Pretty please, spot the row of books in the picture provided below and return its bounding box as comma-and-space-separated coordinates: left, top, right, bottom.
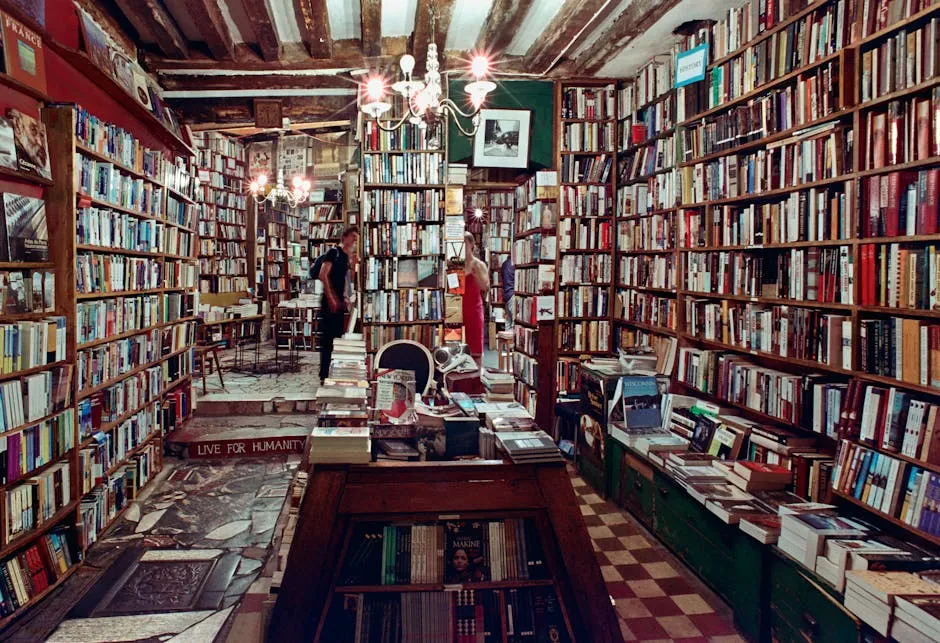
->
0, 318, 66, 375
362, 189, 445, 222
513, 266, 554, 295
75, 330, 160, 393
620, 138, 677, 182
559, 154, 612, 184
0, 526, 76, 617
841, 381, 940, 461
557, 285, 610, 318
617, 212, 673, 251
558, 218, 613, 251
559, 185, 612, 218
560, 85, 615, 120
863, 94, 940, 171
561, 122, 614, 152
362, 291, 444, 323
679, 126, 851, 204
513, 325, 539, 357
163, 227, 193, 258
200, 187, 246, 209
0, 365, 73, 433
0, 410, 74, 486
616, 289, 677, 330
75, 254, 162, 294
365, 325, 441, 353
74, 107, 164, 181
164, 260, 198, 289
362, 120, 442, 151
558, 254, 612, 285
0, 269, 53, 315
512, 350, 539, 389
203, 206, 246, 226
680, 185, 853, 248
858, 244, 935, 312
362, 153, 445, 185
80, 403, 161, 482
513, 295, 554, 326
861, 19, 940, 103
514, 199, 556, 233
678, 61, 841, 160
199, 239, 248, 259
76, 155, 163, 218
558, 320, 611, 353
5, 462, 71, 543
308, 222, 344, 240
619, 254, 676, 290
683, 247, 855, 304
707, 0, 816, 63
194, 131, 247, 161
635, 58, 673, 109
212, 222, 246, 240
511, 234, 555, 265
198, 257, 247, 277
88, 368, 163, 431
620, 100, 675, 148
76, 206, 164, 253
200, 276, 249, 294
685, 298, 852, 367
858, 317, 940, 385
861, 170, 940, 238
165, 195, 195, 229
361, 223, 442, 256
362, 257, 442, 291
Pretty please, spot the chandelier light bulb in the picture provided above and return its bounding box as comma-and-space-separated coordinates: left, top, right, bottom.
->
249, 181, 259, 192
365, 77, 385, 101
292, 176, 302, 187
257, 174, 267, 186
470, 55, 490, 79
474, 208, 483, 219
400, 54, 416, 76
302, 180, 311, 191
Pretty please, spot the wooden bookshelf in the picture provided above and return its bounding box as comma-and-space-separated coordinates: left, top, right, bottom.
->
359, 119, 447, 354
554, 80, 617, 370
269, 461, 622, 642
194, 132, 249, 297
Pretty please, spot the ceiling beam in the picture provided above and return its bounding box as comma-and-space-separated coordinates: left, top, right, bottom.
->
112, 0, 188, 59
239, 0, 282, 61
522, 0, 610, 73
295, 0, 333, 58
145, 41, 391, 72
360, 0, 382, 57
160, 73, 359, 92
574, 0, 683, 75
412, 0, 455, 71
182, 0, 236, 60
475, 0, 534, 55
168, 95, 358, 125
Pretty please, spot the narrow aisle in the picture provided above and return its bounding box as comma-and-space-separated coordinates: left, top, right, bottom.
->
570, 473, 746, 642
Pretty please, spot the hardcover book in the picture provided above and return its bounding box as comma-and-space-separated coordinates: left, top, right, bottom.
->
0, 117, 16, 171
445, 521, 488, 583
2, 193, 46, 261
8, 110, 50, 180
1, 12, 46, 94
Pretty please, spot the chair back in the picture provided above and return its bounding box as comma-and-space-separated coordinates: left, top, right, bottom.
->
374, 340, 434, 396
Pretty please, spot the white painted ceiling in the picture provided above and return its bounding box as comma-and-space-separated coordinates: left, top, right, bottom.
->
445, 0, 495, 51
326, 0, 362, 40
505, 0, 566, 56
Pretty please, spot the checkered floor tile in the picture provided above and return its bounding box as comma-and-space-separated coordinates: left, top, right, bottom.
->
569, 471, 746, 643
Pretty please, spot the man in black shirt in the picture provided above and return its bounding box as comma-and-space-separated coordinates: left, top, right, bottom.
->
318, 226, 359, 384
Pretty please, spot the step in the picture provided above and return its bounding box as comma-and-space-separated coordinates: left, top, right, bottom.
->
195, 394, 319, 416
168, 415, 312, 459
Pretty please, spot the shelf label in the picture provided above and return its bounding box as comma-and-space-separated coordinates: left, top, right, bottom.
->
676, 44, 708, 88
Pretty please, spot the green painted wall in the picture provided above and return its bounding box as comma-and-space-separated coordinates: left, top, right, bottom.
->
447, 79, 555, 170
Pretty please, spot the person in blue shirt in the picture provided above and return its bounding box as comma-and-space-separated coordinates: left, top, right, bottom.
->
501, 256, 515, 330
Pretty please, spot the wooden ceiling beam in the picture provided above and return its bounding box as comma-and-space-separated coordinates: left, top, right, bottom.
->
574, 0, 683, 75
475, 0, 534, 55
412, 0, 455, 72
522, 0, 611, 73
295, 0, 333, 58
145, 41, 392, 72
168, 95, 357, 125
160, 74, 359, 92
239, 0, 282, 61
360, 0, 382, 57
182, 0, 236, 60
113, 0, 188, 58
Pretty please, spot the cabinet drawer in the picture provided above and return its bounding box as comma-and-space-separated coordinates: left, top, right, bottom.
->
769, 553, 861, 643
620, 451, 654, 526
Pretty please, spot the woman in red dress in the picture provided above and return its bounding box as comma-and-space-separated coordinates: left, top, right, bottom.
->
462, 232, 490, 363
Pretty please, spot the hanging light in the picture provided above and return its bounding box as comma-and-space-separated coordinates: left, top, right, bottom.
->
249, 169, 311, 208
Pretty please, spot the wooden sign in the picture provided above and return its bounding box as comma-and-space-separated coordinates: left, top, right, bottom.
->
254, 98, 282, 128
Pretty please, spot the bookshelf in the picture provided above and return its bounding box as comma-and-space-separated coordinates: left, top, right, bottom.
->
360, 120, 446, 354
555, 80, 617, 393
268, 461, 622, 642
304, 196, 344, 270
194, 132, 249, 297
511, 174, 558, 429
262, 208, 290, 308
464, 186, 514, 331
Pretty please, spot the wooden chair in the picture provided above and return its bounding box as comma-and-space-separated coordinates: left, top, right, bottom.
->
497, 330, 514, 371
195, 322, 225, 393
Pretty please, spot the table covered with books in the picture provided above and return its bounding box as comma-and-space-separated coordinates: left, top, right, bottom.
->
268, 336, 623, 641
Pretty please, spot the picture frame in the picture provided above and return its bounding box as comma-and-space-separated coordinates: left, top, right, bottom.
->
472, 109, 531, 169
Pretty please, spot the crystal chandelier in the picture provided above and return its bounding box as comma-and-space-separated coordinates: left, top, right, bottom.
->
249, 169, 311, 208
359, 6, 495, 137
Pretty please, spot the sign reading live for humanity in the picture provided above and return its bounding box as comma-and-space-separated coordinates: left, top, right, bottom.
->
189, 436, 306, 459
675, 43, 708, 88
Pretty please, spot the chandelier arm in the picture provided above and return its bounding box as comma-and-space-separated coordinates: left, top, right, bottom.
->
439, 98, 480, 120
447, 110, 480, 138
372, 112, 412, 132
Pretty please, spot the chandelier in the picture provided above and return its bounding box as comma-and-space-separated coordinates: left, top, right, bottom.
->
359, 7, 495, 137
249, 169, 311, 208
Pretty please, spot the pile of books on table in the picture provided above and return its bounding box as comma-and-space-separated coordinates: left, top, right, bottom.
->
480, 368, 514, 401
843, 570, 940, 638
310, 334, 371, 464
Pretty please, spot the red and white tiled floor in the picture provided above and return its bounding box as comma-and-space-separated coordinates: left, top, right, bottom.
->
571, 472, 747, 642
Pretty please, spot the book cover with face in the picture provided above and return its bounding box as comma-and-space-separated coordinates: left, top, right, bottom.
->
8, 109, 50, 180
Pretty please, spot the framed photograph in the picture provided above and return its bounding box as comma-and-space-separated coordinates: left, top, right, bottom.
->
472, 109, 530, 169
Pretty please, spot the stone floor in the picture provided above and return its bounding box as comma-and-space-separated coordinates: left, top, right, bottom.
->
13, 456, 299, 643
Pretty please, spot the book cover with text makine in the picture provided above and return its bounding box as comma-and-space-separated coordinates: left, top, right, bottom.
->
445, 521, 488, 584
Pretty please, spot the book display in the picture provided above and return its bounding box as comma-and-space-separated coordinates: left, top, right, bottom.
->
194, 132, 248, 296
360, 120, 446, 353
511, 173, 558, 428
555, 81, 617, 393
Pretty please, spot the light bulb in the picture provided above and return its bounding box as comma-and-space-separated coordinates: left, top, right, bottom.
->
249, 181, 258, 193
302, 180, 311, 191
292, 176, 301, 187
474, 208, 483, 219
400, 54, 416, 76
365, 77, 385, 101
470, 55, 490, 79
257, 174, 267, 186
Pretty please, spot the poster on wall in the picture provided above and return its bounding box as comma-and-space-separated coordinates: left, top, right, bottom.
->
472, 109, 531, 169
278, 135, 310, 178
248, 141, 274, 178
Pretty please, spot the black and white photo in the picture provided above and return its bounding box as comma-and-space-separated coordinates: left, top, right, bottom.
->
473, 109, 531, 169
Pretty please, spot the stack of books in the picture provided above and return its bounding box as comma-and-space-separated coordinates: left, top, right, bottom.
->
894, 595, 940, 643
843, 570, 940, 637
728, 461, 791, 492
815, 536, 940, 593
777, 509, 870, 570
496, 430, 564, 464
315, 386, 368, 405
309, 426, 371, 464
480, 368, 514, 401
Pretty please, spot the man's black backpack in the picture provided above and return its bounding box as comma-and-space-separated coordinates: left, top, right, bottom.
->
310, 247, 333, 281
